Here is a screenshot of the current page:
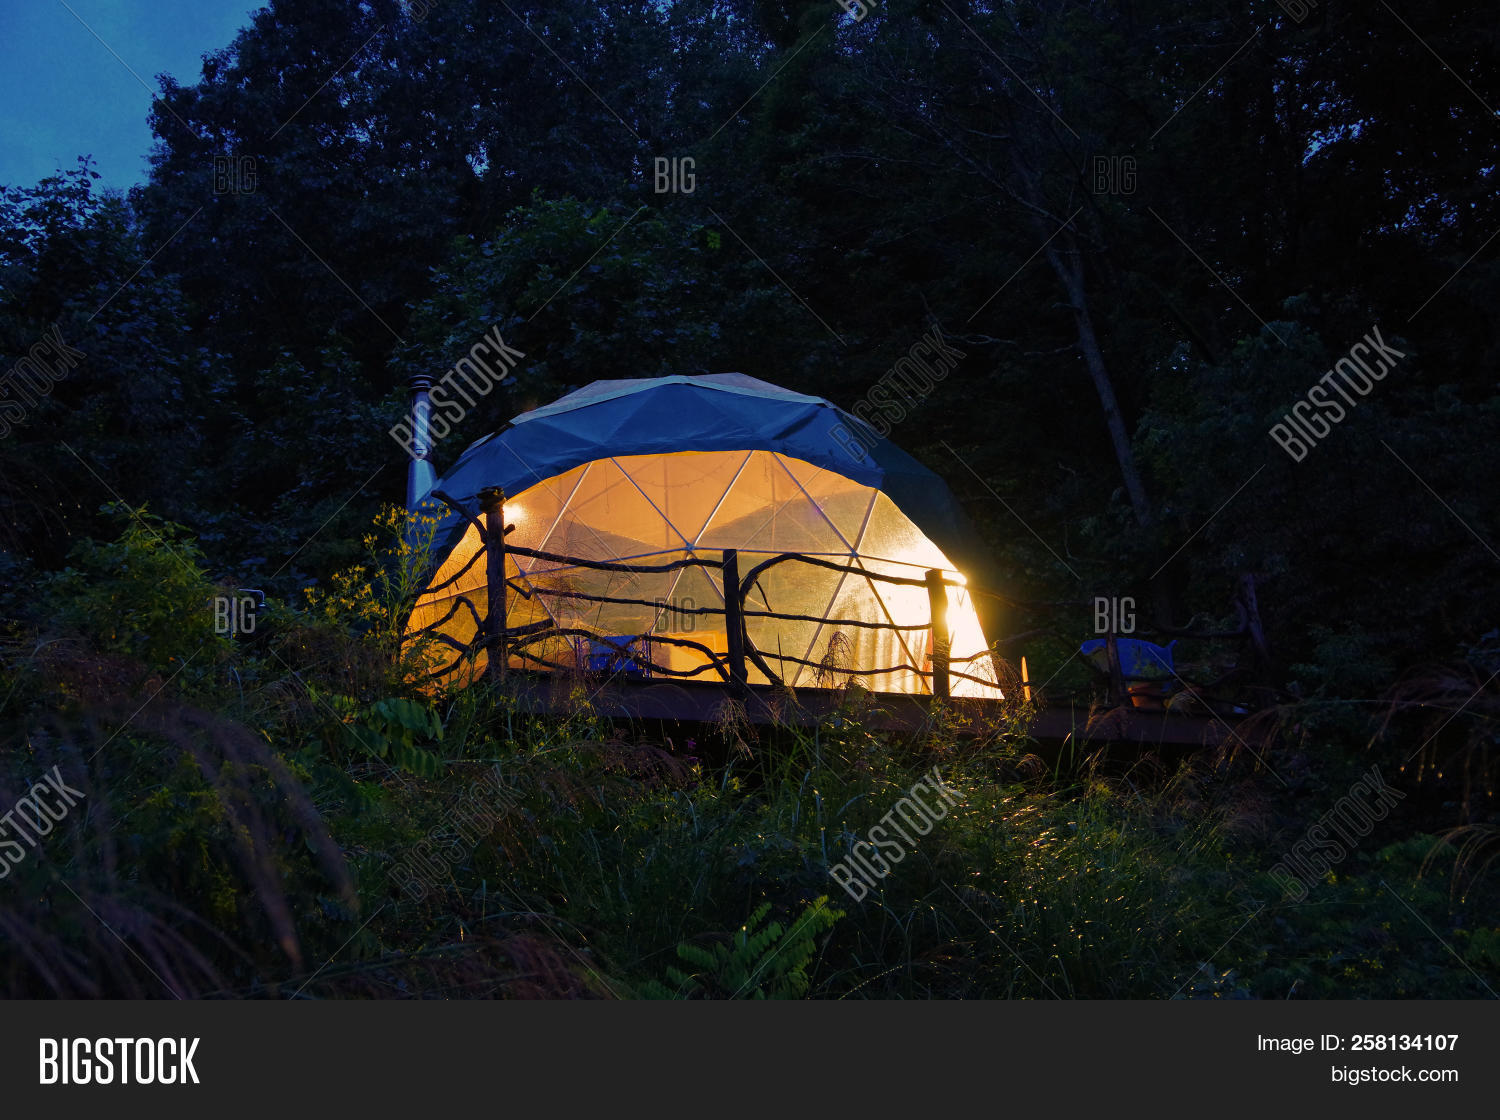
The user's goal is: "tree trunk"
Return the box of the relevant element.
[1043,237,1153,529]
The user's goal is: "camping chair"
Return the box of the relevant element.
[579,635,654,678]
[1079,638,1177,707]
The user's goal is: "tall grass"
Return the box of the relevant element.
[1,509,1496,998]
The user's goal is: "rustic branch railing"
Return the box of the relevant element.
[409,490,1003,699]
[508,627,734,682]
[409,487,1276,710]
[750,648,1003,693]
[507,546,725,575]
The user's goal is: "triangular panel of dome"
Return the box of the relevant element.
[778,455,880,550]
[697,451,847,555]
[545,458,690,563]
[620,450,755,550]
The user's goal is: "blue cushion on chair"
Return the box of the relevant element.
[586,636,652,677]
[1079,638,1176,680]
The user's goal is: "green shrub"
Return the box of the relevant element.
[638,899,844,999]
[39,503,231,681]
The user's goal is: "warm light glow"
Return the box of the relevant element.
[409,450,1002,697]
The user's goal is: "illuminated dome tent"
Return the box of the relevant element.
[407,374,1004,697]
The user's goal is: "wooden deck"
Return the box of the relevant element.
[505,674,1238,749]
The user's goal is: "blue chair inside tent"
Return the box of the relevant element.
[1079,638,1177,681]
[581,635,653,677]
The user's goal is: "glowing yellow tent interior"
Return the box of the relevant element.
[405,374,1004,697]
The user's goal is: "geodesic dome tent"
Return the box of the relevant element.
[405,374,1004,697]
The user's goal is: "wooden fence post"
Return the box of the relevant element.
[925,569,950,700]
[479,487,509,682]
[722,550,748,688]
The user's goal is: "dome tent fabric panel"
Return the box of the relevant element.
[408,375,1005,694]
[418,375,1004,640]
[512,373,829,422]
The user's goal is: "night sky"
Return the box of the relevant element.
[0,1,256,191]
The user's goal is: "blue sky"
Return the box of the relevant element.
[0,1,260,191]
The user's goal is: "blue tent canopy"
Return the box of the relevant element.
[413,374,1007,674]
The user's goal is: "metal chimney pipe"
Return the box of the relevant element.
[405,372,436,512]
